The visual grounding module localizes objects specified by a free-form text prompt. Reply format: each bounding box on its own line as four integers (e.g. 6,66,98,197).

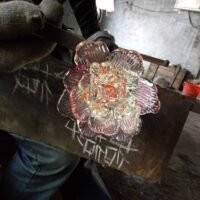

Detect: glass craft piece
74,41,109,65
57,41,161,143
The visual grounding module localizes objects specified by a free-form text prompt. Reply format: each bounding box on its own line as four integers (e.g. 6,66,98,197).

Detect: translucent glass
74,41,110,65
57,89,73,119
87,61,141,136
57,41,160,143
63,64,89,92
135,78,161,115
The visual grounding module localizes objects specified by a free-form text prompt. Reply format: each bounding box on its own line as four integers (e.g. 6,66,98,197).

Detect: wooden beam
141,54,169,66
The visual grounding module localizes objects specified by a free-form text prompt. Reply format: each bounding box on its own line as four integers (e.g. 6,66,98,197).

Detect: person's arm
68,0,100,38
0,0,64,72
69,0,117,51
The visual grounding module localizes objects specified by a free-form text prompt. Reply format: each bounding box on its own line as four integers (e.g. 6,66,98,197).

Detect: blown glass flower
57,41,160,143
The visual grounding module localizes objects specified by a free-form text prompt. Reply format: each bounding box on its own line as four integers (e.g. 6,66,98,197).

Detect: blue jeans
1,134,111,200
1,134,80,199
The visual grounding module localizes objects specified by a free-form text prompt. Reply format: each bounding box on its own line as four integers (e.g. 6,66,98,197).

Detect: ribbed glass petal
70,87,90,122
57,89,73,119
135,78,161,115
63,64,89,92
108,48,144,74
77,121,97,138
88,112,119,136
119,106,141,134
113,118,142,143
74,41,110,65
78,73,90,90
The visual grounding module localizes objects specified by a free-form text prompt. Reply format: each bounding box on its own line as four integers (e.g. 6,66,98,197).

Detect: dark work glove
0,0,64,72
68,0,118,51
88,30,118,52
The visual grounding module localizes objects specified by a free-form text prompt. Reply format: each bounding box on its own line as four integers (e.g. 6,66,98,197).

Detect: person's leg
81,160,112,200
60,158,112,200
1,134,79,200
0,131,16,184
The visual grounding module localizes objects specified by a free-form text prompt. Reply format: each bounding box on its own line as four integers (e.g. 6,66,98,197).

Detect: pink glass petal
77,121,97,138
113,131,134,144
63,64,89,92
78,73,90,90
108,48,144,74
70,87,90,122
57,89,73,119
88,114,119,136
135,78,161,115
113,118,142,143
119,106,141,134
74,41,110,65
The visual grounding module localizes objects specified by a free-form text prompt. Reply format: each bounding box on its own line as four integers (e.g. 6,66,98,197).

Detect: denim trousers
1,134,111,200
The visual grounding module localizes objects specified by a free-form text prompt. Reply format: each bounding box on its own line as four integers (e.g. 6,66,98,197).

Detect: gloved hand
87,30,118,52
0,0,64,72
68,0,118,52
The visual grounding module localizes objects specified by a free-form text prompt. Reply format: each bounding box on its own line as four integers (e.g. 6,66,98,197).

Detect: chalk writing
64,119,137,169
26,63,65,80
12,63,66,106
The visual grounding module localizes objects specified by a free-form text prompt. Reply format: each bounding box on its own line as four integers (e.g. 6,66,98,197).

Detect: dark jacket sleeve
68,0,100,38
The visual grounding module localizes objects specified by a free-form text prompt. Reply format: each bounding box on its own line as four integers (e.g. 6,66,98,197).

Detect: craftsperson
0,0,116,199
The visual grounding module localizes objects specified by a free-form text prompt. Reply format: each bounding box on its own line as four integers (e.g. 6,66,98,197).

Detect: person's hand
87,30,118,52
0,0,64,73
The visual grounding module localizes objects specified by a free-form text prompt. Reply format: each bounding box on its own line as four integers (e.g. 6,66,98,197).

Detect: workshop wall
64,0,200,77
100,0,200,77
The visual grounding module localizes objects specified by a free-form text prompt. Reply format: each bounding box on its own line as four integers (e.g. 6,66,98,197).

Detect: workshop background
65,0,200,78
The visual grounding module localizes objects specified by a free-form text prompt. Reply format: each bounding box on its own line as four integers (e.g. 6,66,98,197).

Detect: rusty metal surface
0,56,194,182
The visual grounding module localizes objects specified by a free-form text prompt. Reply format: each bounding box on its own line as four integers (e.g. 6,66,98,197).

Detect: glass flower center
87,61,140,120
103,84,118,99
